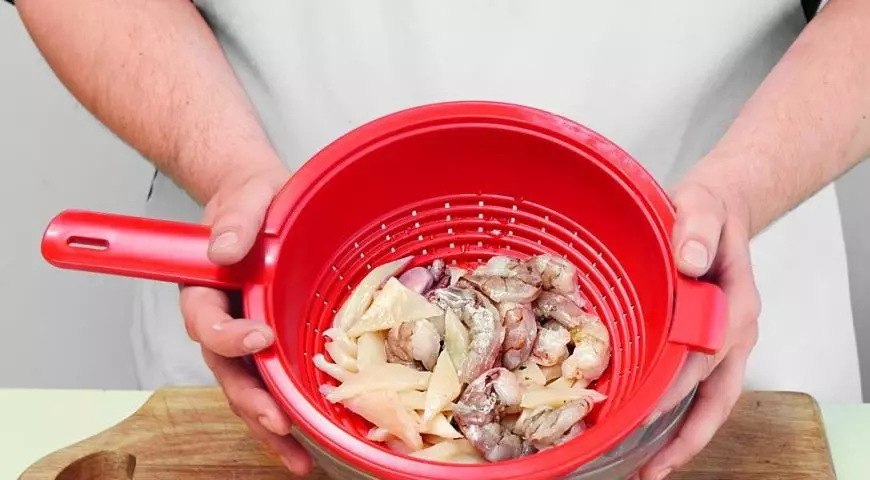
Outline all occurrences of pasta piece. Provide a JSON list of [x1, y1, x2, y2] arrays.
[[397, 391, 455, 413], [347, 278, 444, 337], [419, 412, 462, 439], [451, 453, 487, 464], [326, 363, 431, 403], [520, 382, 607, 409], [325, 341, 358, 373], [546, 376, 575, 389], [386, 437, 416, 454], [422, 351, 461, 423], [313, 354, 352, 382], [323, 327, 358, 357], [448, 267, 468, 287], [513, 359, 547, 389], [333, 256, 414, 331], [411, 439, 478, 461], [443, 309, 470, 377], [540, 364, 562, 383], [366, 427, 391, 442], [343, 390, 423, 451], [422, 434, 452, 445], [357, 331, 387, 371], [397, 390, 426, 410]]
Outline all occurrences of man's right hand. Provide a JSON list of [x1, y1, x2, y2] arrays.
[[179, 167, 314, 476]]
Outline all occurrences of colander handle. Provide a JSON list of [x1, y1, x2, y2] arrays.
[[41, 210, 254, 289], [669, 276, 728, 354]]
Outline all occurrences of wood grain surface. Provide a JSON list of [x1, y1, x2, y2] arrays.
[[19, 388, 835, 480]]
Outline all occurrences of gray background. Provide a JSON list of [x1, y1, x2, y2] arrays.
[[1, 6, 867, 399]]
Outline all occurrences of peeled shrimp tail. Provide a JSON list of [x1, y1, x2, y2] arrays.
[[527, 254, 580, 297], [454, 368, 522, 427], [563, 315, 612, 383], [499, 302, 538, 370], [534, 291, 588, 329], [462, 423, 531, 462], [459, 293, 506, 383], [454, 369, 529, 461], [514, 400, 592, 450], [464, 274, 541, 304], [555, 421, 587, 446], [429, 259, 450, 290], [562, 333, 611, 383], [385, 319, 441, 371], [385, 322, 417, 368], [531, 320, 571, 367]]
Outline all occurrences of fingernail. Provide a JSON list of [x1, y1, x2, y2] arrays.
[[258, 414, 275, 432], [211, 231, 239, 251], [647, 409, 663, 424], [655, 468, 673, 480], [243, 330, 271, 352], [680, 240, 709, 270], [282, 456, 302, 476]]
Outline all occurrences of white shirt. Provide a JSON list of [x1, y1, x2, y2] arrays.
[[137, 0, 861, 402]]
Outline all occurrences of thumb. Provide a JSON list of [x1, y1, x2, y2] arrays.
[[669, 183, 728, 278], [207, 176, 282, 265]]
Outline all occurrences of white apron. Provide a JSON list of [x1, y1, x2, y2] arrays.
[[134, 0, 861, 403]]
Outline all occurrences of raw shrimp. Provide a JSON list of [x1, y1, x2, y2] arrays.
[[385, 319, 441, 371], [531, 320, 571, 367], [447, 267, 467, 287], [399, 267, 435, 295], [533, 291, 597, 329], [528, 254, 585, 306], [429, 259, 450, 290], [317, 252, 614, 464], [453, 368, 532, 461], [454, 368, 523, 424], [473, 256, 543, 286], [463, 274, 541, 304], [513, 399, 596, 450], [463, 422, 529, 462], [498, 302, 538, 370], [562, 315, 611, 384], [463, 256, 542, 304], [554, 421, 586, 447], [430, 286, 505, 383]]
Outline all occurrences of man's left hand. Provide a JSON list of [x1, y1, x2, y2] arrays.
[[639, 181, 762, 480]]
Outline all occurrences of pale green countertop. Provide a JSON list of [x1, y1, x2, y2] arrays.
[[0, 389, 868, 479]]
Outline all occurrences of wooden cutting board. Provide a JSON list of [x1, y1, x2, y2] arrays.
[[19, 388, 835, 480]]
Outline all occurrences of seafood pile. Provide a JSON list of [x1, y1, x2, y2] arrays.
[[314, 254, 611, 463]]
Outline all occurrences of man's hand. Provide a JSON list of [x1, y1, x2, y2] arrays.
[[179, 168, 313, 476], [638, 182, 761, 480]]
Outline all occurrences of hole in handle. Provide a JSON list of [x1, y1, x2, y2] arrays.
[[67, 236, 109, 251], [56, 451, 136, 480]]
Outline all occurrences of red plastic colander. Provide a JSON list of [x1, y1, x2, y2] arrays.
[[41, 101, 726, 479]]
